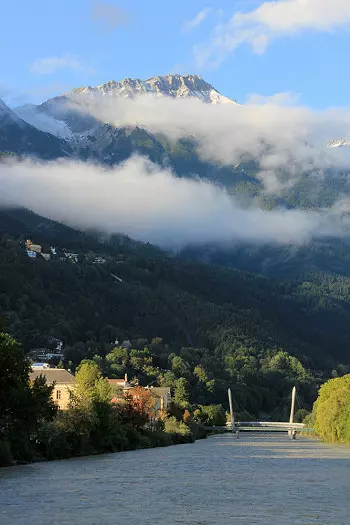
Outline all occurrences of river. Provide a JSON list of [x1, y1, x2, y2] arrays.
[[1, 434, 350, 525]]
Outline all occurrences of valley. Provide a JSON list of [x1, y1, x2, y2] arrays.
[[1, 74, 350, 421]]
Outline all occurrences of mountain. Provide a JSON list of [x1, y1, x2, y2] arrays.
[[15, 74, 234, 137], [1, 220, 350, 412], [328, 139, 350, 149], [0, 98, 69, 159], [2, 76, 350, 415], [13, 74, 345, 209], [15, 74, 233, 141], [14, 75, 239, 168], [14, 74, 345, 208], [67, 74, 236, 104]]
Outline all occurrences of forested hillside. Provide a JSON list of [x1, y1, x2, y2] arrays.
[[1, 212, 350, 417]]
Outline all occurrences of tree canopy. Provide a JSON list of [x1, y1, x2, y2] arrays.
[[312, 374, 350, 443]]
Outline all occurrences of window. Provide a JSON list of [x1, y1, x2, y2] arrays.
[[56, 390, 61, 400]]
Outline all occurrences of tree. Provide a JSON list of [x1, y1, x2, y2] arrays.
[[193, 405, 226, 426], [159, 370, 177, 388], [174, 378, 190, 408], [0, 333, 30, 435], [74, 361, 112, 405], [294, 408, 310, 423], [105, 347, 129, 376], [194, 365, 208, 383], [129, 349, 152, 371], [313, 374, 350, 443], [0, 333, 57, 464], [266, 351, 307, 380], [171, 356, 191, 378], [30, 375, 57, 424], [121, 387, 157, 429]]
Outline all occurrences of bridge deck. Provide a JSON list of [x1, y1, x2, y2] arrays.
[[207, 422, 308, 432]]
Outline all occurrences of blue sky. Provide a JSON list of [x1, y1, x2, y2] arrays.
[[1, 0, 350, 108]]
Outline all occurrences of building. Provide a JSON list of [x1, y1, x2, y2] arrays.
[[93, 256, 106, 264], [25, 240, 42, 253], [108, 374, 132, 394], [29, 367, 75, 410], [147, 386, 172, 410], [64, 252, 79, 263], [108, 374, 133, 404], [32, 362, 50, 369], [26, 250, 37, 258], [41, 253, 51, 261], [107, 377, 171, 412]]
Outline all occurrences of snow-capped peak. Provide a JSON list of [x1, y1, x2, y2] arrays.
[[12, 74, 237, 141], [328, 139, 350, 149], [66, 74, 237, 105]]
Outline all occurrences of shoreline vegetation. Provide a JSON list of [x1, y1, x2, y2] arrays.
[[0, 333, 207, 467], [303, 374, 350, 445], [2, 328, 350, 468]]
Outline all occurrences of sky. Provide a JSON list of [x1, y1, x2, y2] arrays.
[[2, 0, 350, 108]]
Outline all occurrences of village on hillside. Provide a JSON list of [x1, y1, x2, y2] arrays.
[[24, 239, 107, 265]]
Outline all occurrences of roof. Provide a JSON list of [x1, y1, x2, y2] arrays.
[[107, 379, 126, 385], [149, 387, 171, 396], [107, 379, 132, 389], [30, 369, 75, 385]]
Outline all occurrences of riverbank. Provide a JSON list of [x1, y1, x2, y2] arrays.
[[1, 425, 207, 467]]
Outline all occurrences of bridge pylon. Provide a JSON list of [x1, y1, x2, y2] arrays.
[[288, 386, 296, 436]]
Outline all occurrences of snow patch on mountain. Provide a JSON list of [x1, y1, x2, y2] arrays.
[[15, 104, 73, 140], [328, 139, 350, 149]]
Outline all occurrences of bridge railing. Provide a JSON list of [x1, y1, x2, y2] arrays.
[[232, 421, 305, 428]]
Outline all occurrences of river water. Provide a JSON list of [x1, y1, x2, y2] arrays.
[[1, 434, 350, 525]]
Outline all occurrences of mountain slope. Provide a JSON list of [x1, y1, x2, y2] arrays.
[[0, 98, 69, 158], [2, 224, 350, 371]]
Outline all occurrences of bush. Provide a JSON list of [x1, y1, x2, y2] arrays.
[[36, 420, 74, 460], [138, 433, 153, 449], [189, 421, 207, 440], [193, 405, 226, 426], [146, 430, 174, 447], [294, 408, 310, 423], [164, 417, 194, 443]]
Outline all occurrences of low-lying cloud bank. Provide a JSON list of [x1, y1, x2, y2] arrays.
[[64, 92, 350, 195], [0, 156, 348, 249]]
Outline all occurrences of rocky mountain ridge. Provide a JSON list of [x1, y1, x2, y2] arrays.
[[66, 74, 236, 104]]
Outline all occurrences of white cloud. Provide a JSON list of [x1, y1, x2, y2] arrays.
[[64, 91, 350, 194], [30, 54, 94, 75], [183, 8, 211, 32], [91, 1, 130, 31], [0, 156, 346, 249], [195, 0, 350, 67], [245, 91, 301, 106]]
